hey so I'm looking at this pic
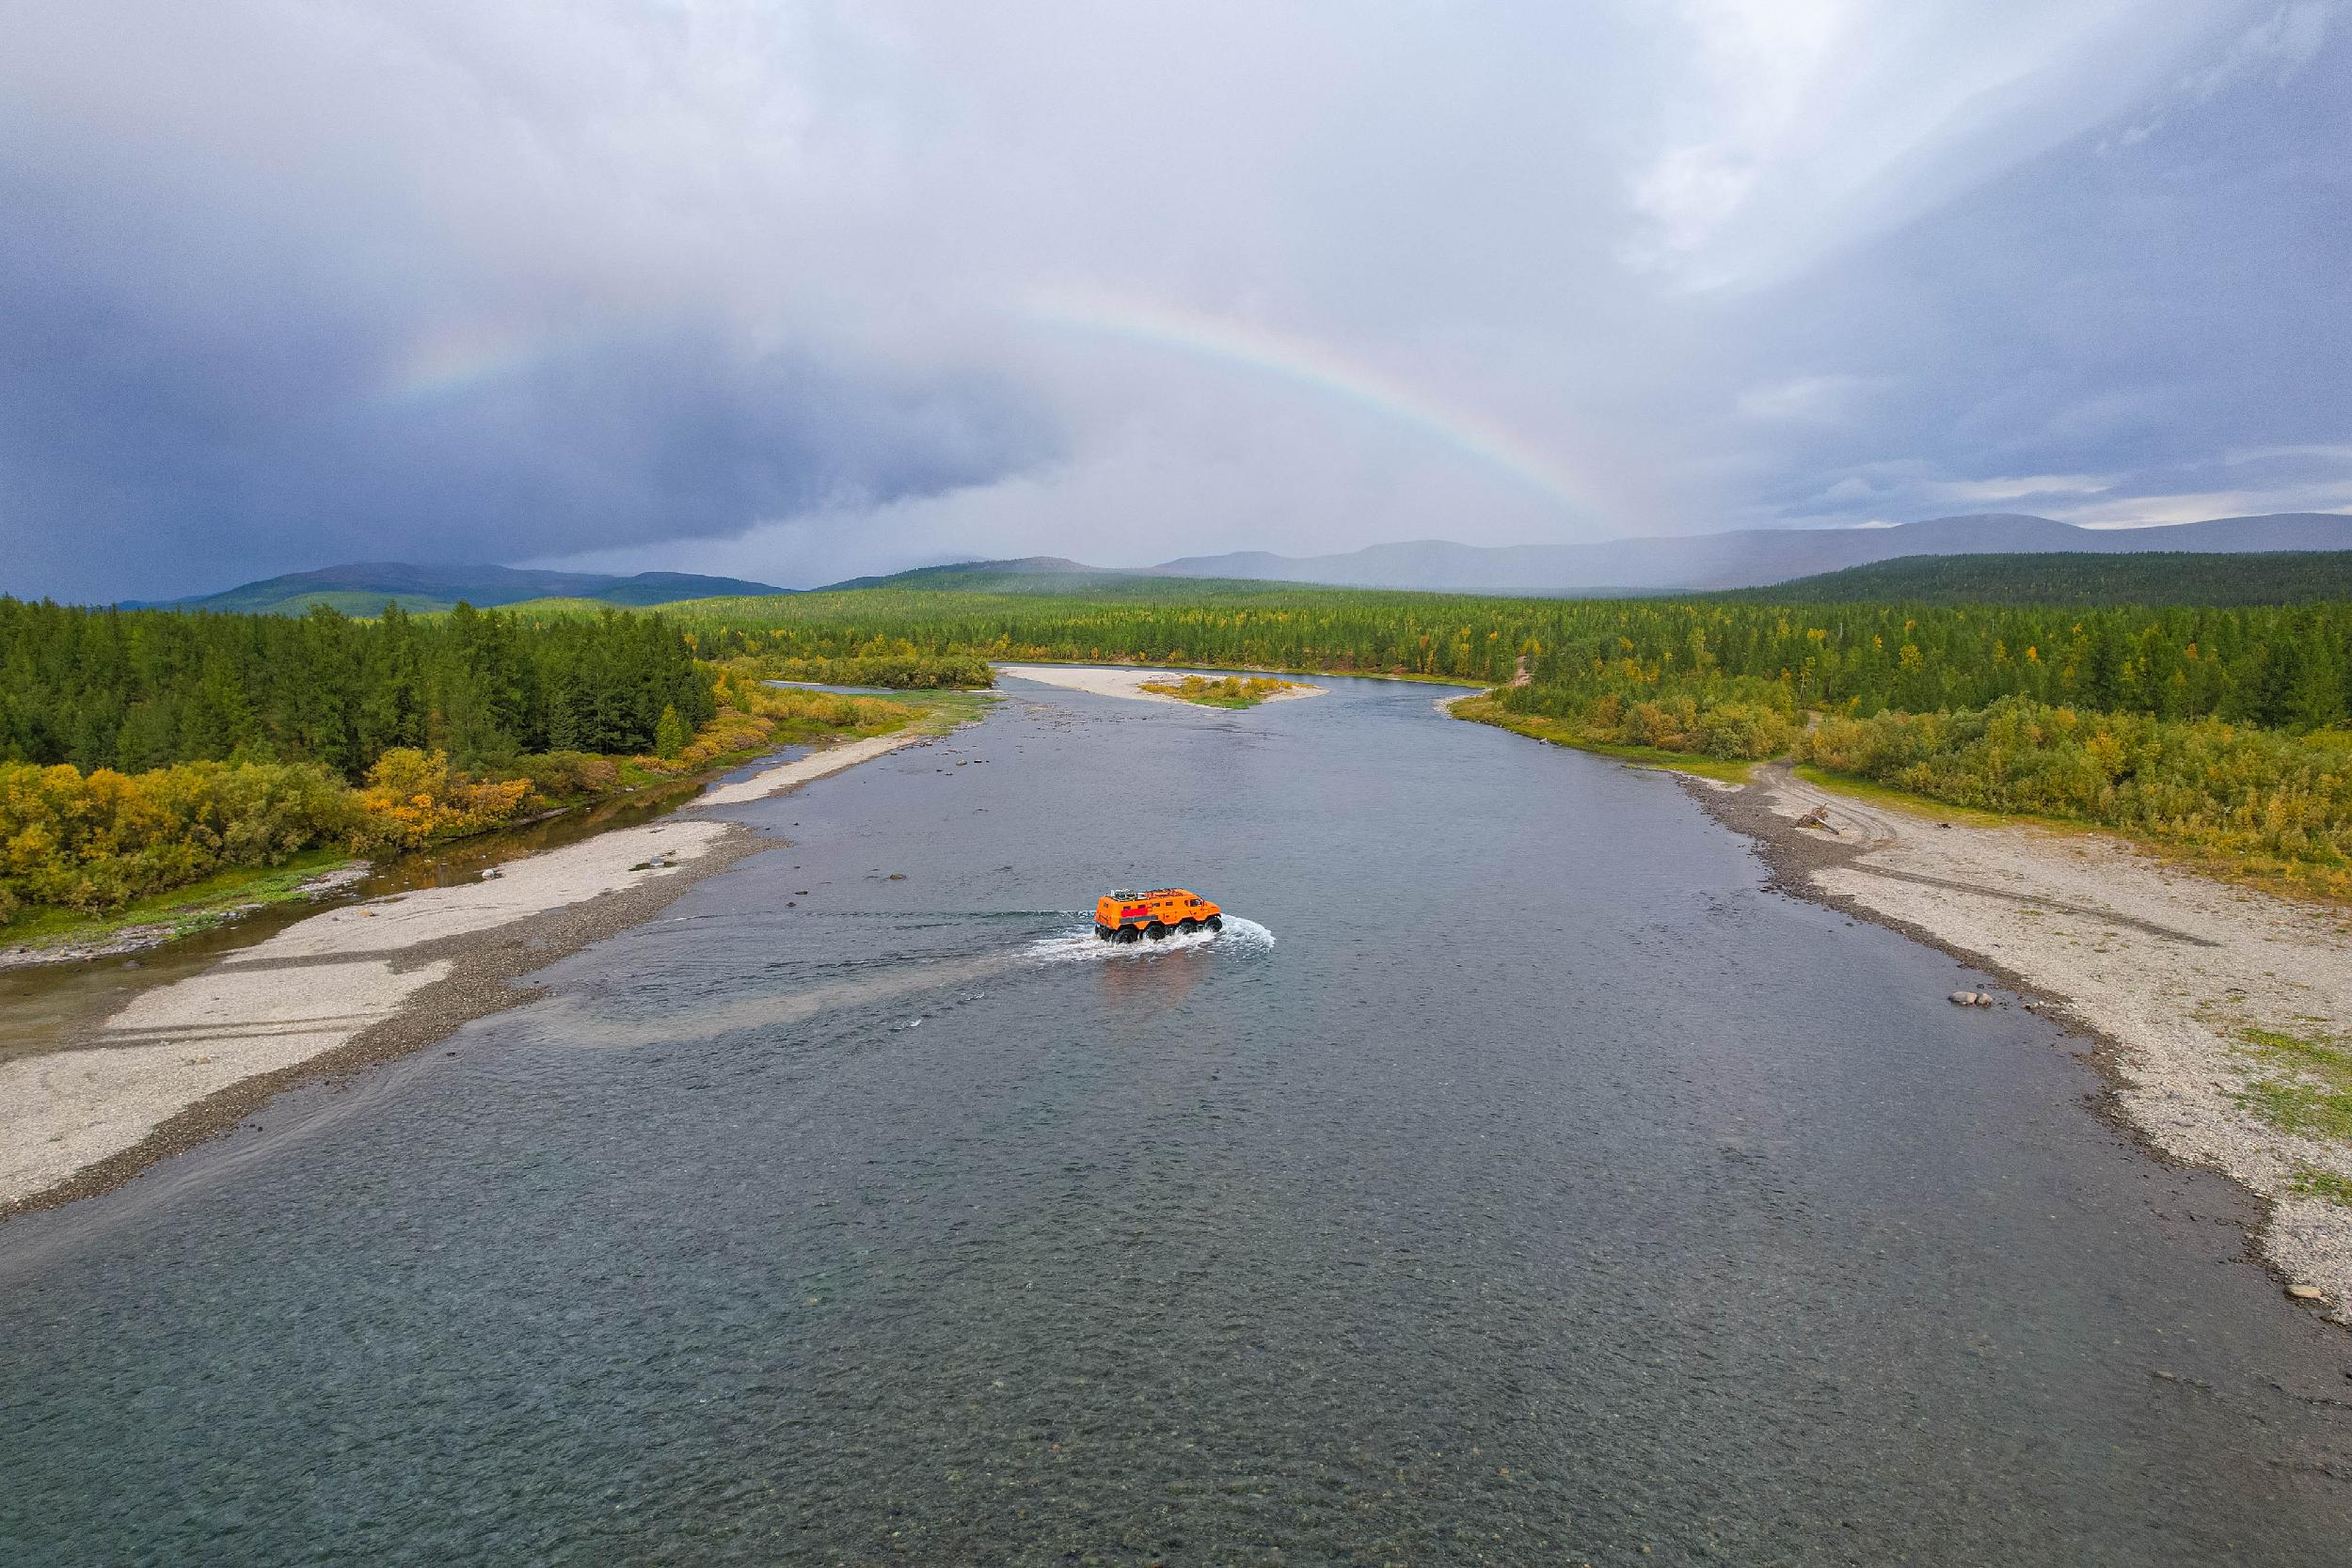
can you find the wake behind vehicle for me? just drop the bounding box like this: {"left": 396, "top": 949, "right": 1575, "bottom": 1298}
{"left": 1095, "top": 888, "right": 1222, "bottom": 942}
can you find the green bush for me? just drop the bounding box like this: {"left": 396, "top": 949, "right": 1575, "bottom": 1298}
{"left": 1496, "top": 673, "right": 1800, "bottom": 760}
{"left": 505, "top": 751, "right": 621, "bottom": 800}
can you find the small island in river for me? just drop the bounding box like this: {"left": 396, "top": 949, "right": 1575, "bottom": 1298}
{"left": 1138, "top": 673, "right": 1312, "bottom": 708}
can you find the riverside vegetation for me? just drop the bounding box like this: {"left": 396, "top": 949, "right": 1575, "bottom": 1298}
{"left": 0, "top": 596, "right": 926, "bottom": 934}
{"left": 519, "top": 580, "right": 2352, "bottom": 896}
{"left": 1139, "top": 674, "right": 1305, "bottom": 708}
{"left": 13, "top": 566, "right": 2352, "bottom": 919}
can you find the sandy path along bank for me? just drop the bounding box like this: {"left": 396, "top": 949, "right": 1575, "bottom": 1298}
{"left": 1693, "top": 761, "right": 2352, "bottom": 1321}
{"left": 0, "top": 731, "right": 931, "bottom": 1218}
{"left": 689, "top": 731, "right": 917, "bottom": 807}
{"left": 995, "top": 664, "right": 1324, "bottom": 704}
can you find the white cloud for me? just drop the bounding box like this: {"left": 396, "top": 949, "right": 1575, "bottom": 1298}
{"left": 1623, "top": 0, "right": 2240, "bottom": 289}
{"left": 2054, "top": 481, "right": 2352, "bottom": 528}
{"left": 1736, "top": 374, "right": 1875, "bottom": 421}
{"left": 1920, "top": 474, "right": 2117, "bottom": 504}
{"left": 2182, "top": 2, "right": 2329, "bottom": 101}
{"left": 2222, "top": 442, "right": 2352, "bottom": 467}
{"left": 2114, "top": 3, "right": 2329, "bottom": 145}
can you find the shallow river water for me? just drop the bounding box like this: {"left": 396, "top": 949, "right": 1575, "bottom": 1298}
{"left": 4, "top": 674, "right": 2349, "bottom": 1565}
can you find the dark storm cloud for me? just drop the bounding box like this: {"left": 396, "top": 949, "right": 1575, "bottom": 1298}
{"left": 0, "top": 273, "right": 1056, "bottom": 600}
{"left": 0, "top": 164, "right": 1055, "bottom": 602}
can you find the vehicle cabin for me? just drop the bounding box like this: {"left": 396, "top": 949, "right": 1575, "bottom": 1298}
{"left": 1094, "top": 887, "right": 1222, "bottom": 942}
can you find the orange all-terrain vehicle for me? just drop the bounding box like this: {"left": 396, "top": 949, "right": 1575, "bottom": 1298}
{"left": 1094, "top": 888, "right": 1222, "bottom": 942}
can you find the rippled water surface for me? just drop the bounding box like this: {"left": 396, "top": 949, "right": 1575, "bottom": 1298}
{"left": 4, "top": 675, "right": 2349, "bottom": 1565}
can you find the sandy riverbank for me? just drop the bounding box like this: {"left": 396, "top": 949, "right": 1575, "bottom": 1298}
{"left": 1692, "top": 761, "right": 2352, "bottom": 1322}
{"left": 996, "top": 664, "right": 1324, "bottom": 705}
{"left": 0, "top": 731, "right": 931, "bottom": 1218}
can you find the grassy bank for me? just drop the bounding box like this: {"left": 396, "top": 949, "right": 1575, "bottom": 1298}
{"left": 0, "top": 847, "right": 359, "bottom": 956}
{"left": 1788, "top": 760, "right": 2352, "bottom": 912}
{"left": 1449, "top": 695, "right": 1756, "bottom": 784}
{"left": 1788, "top": 764, "right": 2022, "bottom": 829}
{"left": 896, "top": 689, "right": 995, "bottom": 734}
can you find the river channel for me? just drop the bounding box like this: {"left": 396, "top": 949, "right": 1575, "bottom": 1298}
{"left": 3, "top": 673, "right": 2348, "bottom": 1565}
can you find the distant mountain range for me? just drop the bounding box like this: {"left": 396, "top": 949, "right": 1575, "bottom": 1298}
{"left": 134, "top": 562, "right": 790, "bottom": 616}
{"left": 121, "top": 512, "right": 2352, "bottom": 614}
{"left": 1133, "top": 513, "right": 2352, "bottom": 594}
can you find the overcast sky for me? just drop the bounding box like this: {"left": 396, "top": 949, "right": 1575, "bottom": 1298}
{"left": 4, "top": 1, "right": 2346, "bottom": 601}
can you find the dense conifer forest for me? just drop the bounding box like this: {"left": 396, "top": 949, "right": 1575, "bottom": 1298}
{"left": 1739, "top": 549, "right": 2352, "bottom": 607}
{"left": 617, "top": 585, "right": 2352, "bottom": 733}
{"left": 0, "top": 599, "right": 714, "bottom": 776}
{"left": 0, "top": 597, "right": 928, "bottom": 929}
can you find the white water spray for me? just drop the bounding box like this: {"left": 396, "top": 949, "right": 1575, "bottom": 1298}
{"left": 532, "top": 915, "right": 1274, "bottom": 1047}
{"left": 1025, "top": 916, "right": 1275, "bottom": 965}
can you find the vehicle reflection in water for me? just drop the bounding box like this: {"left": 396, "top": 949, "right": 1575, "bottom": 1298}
{"left": 1093, "top": 942, "right": 1204, "bottom": 1012}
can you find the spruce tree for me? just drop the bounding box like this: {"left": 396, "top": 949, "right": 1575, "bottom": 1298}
{"left": 654, "top": 705, "right": 688, "bottom": 758}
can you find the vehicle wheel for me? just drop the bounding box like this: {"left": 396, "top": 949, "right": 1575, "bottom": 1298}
{"left": 1094, "top": 924, "right": 1112, "bottom": 941}
{"left": 1117, "top": 926, "right": 1140, "bottom": 943}
{"left": 1206, "top": 915, "right": 1223, "bottom": 932}
{"left": 1146, "top": 921, "right": 1168, "bottom": 941}
{"left": 1177, "top": 918, "right": 1199, "bottom": 933}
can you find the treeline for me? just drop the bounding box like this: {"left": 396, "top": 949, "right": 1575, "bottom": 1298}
{"left": 1740, "top": 550, "right": 2352, "bottom": 608}
{"left": 659, "top": 586, "right": 1545, "bottom": 685}
{"left": 21, "top": 584, "right": 2349, "bottom": 756}
{"left": 1504, "top": 600, "right": 2352, "bottom": 730}
{"left": 0, "top": 598, "right": 716, "bottom": 777}
{"left": 595, "top": 586, "right": 2352, "bottom": 733}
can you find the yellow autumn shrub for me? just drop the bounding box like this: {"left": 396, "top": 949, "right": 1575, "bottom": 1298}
{"left": 632, "top": 681, "right": 908, "bottom": 775}
{"left": 350, "top": 749, "right": 532, "bottom": 851}
{"left": 0, "top": 758, "right": 354, "bottom": 918}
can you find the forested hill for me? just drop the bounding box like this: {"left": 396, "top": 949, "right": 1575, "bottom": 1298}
{"left": 813, "top": 557, "right": 1114, "bottom": 593}
{"left": 136, "top": 562, "right": 788, "bottom": 617}
{"left": 1747, "top": 550, "right": 2352, "bottom": 607}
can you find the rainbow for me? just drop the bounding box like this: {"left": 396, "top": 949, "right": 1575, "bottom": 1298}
{"left": 379, "top": 318, "right": 556, "bottom": 404}
{"left": 1026, "top": 288, "right": 1590, "bottom": 513}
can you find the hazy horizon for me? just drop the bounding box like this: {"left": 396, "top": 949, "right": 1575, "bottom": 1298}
{"left": 105, "top": 506, "right": 2352, "bottom": 608}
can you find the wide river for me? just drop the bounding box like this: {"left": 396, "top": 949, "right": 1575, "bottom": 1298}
{"left": 4, "top": 674, "right": 2348, "bottom": 1564}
